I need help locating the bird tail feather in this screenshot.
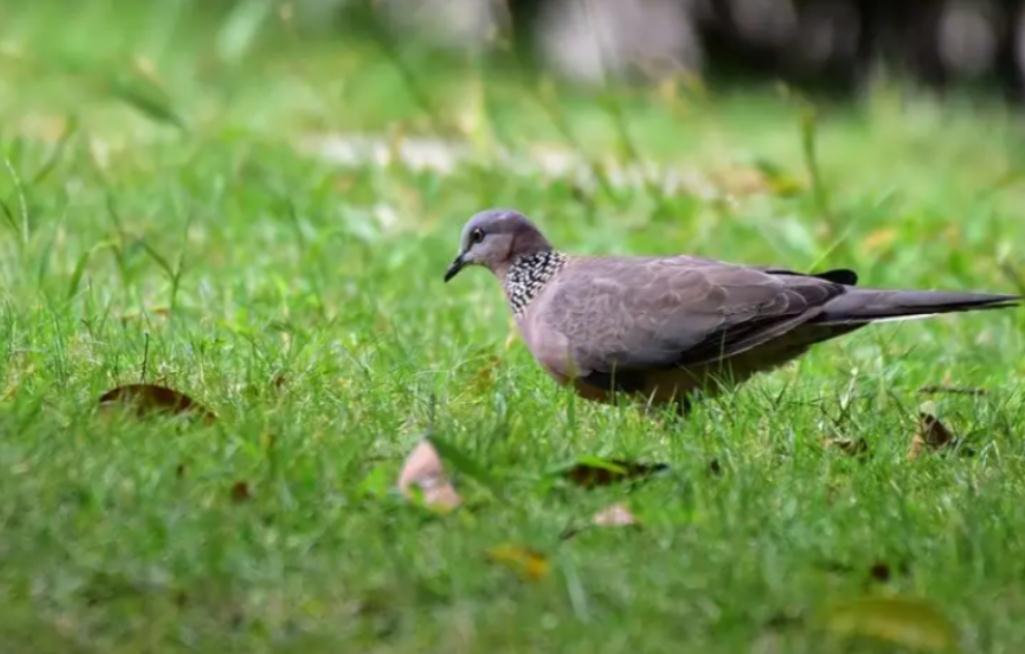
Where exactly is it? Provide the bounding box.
[818,289,1019,325]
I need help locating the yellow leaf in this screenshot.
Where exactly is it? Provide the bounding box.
[825,596,958,652]
[486,544,550,581]
[863,227,897,252]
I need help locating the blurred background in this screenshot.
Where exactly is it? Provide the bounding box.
[254,0,1025,97]
[3,0,1025,299]
[6,0,1025,141]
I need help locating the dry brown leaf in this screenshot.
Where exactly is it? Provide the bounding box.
[823,435,870,457]
[471,354,502,393]
[98,384,216,422]
[120,307,171,325]
[868,561,891,583]
[230,481,251,503]
[918,385,985,396]
[561,457,668,489]
[397,440,462,512]
[907,412,956,460]
[712,165,770,197]
[709,161,803,198]
[485,544,550,581]
[272,373,288,391]
[591,502,639,527]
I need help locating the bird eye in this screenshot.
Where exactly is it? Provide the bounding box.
[470,228,485,244]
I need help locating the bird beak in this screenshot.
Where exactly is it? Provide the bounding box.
[443,254,465,282]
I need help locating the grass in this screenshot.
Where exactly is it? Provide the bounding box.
[2,1,1025,652]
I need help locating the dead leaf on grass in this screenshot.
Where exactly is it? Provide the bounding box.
[765,609,804,630]
[707,458,723,476]
[120,307,171,325]
[710,164,771,197]
[712,161,804,198]
[98,384,216,422]
[471,354,502,393]
[271,372,288,391]
[862,227,898,253]
[918,385,985,397]
[560,457,668,489]
[485,544,550,581]
[753,159,805,196]
[397,440,462,512]
[591,502,639,527]
[230,481,251,503]
[824,596,957,652]
[908,411,961,460]
[823,435,870,457]
[868,561,892,583]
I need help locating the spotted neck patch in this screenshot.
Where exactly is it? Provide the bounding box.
[504,250,567,316]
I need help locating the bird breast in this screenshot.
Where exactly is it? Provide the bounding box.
[517,281,577,384]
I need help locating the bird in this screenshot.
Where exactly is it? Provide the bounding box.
[443,208,1019,412]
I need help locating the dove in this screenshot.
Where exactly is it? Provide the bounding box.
[444,208,1019,412]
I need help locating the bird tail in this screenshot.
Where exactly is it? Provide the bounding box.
[819,289,1020,325]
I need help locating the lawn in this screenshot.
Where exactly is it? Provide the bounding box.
[2,2,1025,652]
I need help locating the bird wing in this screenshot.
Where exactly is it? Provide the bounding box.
[541,255,847,377]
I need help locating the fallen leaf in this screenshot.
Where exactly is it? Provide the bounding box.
[908,412,957,460]
[471,354,502,392]
[765,610,804,629]
[120,307,171,325]
[98,384,216,422]
[862,227,898,253]
[397,440,462,512]
[713,161,804,198]
[711,164,771,197]
[824,596,958,652]
[753,158,805,196]
[485,544,550,581]
[817,560,855,575]
[591,502,639,527]
[560,457,669,489]
[271,372,288,390]
[559,525,582,540]
[823,435,870,457]
[918,385,985,397]
[230,481,251,503]
[868,561,891,583]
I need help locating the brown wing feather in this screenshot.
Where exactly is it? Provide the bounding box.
[542,256,846,377]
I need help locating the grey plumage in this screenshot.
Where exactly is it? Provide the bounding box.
[444,208,1019,409]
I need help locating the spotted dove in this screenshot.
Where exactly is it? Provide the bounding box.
[444,209,1019,410]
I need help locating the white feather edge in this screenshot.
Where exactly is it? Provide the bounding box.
[821,313,940,326]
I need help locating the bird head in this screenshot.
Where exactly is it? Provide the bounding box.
[443,208,552,282]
